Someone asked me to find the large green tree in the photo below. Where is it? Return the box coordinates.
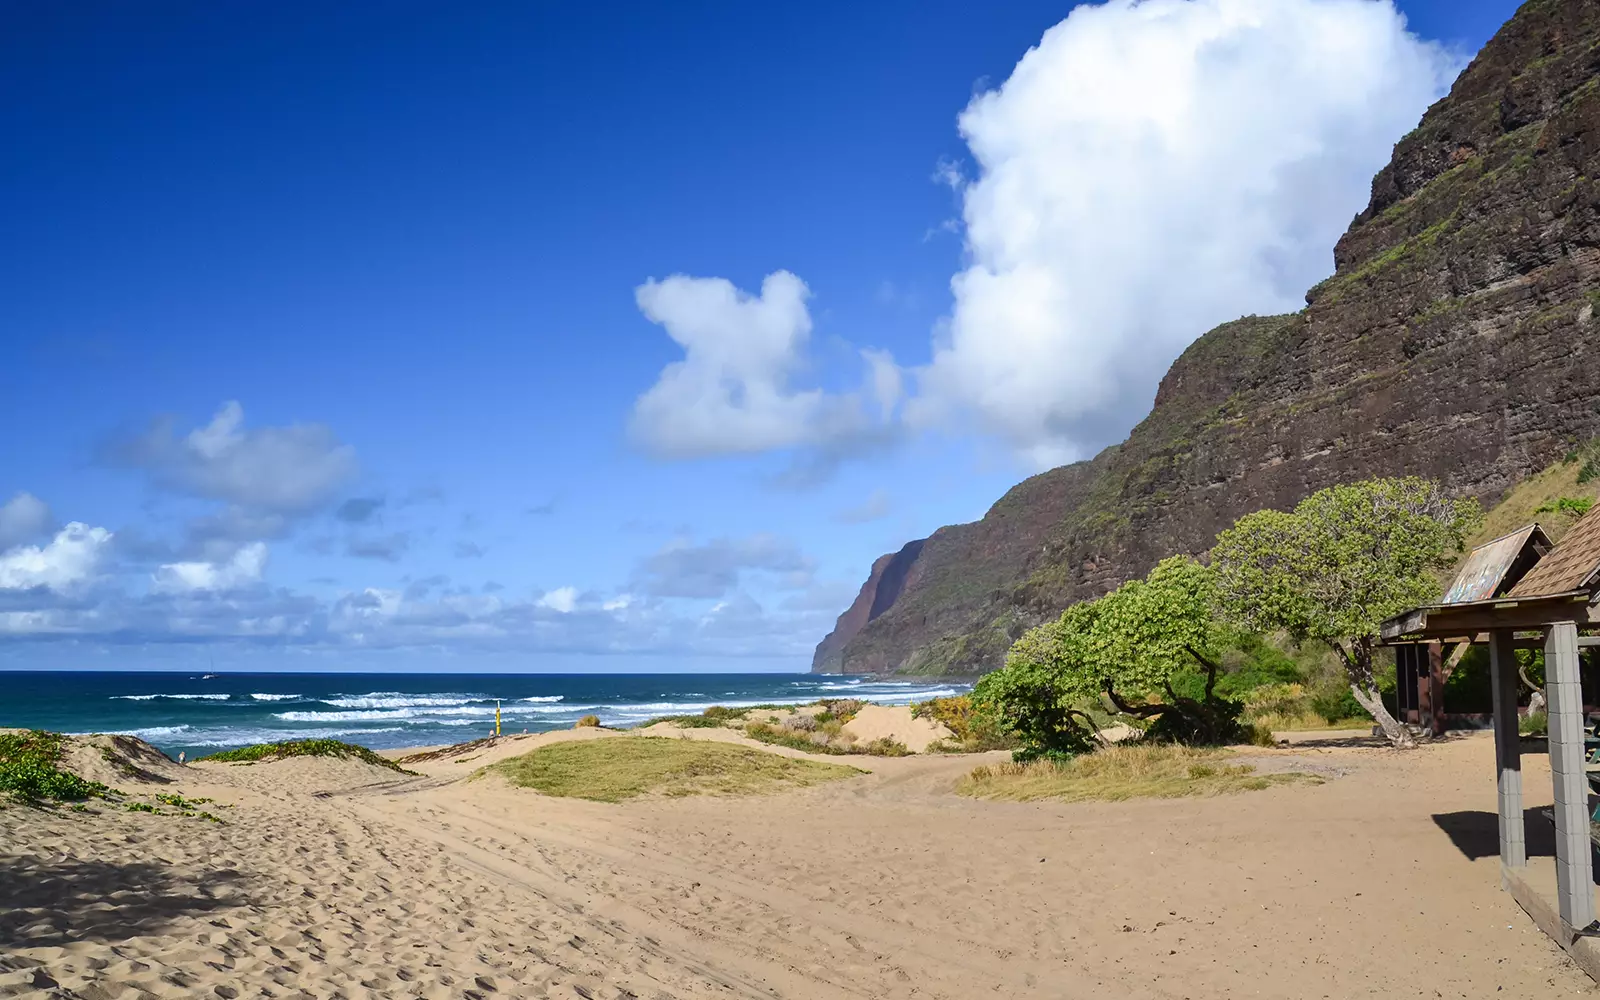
[976,556,1245,754]
[1210,477,1480,748]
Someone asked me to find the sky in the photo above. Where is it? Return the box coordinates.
[0,0,1524,672]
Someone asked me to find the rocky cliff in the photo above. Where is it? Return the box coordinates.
[816,0,1600,676]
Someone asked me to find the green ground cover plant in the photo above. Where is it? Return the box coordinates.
[0,730,116,804]
[485,737,862,802]
[198,739,417,774]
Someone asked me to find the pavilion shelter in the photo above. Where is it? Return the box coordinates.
[1381,513,1598,958]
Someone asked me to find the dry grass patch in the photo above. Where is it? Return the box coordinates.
[957,744,1321,803]
[485,736,864,803]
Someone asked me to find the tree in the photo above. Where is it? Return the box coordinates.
[973,602,1103,760]
[1210,477,1480,748]
[974,556,1249,755]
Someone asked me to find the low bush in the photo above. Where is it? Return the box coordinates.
[198,739,417,774]
[744,722,850,755]
[858,737,910,757]
[1520,710,1548,737]
[814,699,866,724]
[0,730,116,804]
[958,744,1320,802]
[575,714,602,728]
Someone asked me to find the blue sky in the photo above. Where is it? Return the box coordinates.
[0,0,1520,672]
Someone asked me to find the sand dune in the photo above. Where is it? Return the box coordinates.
[1,732,1592,998]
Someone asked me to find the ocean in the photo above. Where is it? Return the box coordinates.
[0,671,968,759]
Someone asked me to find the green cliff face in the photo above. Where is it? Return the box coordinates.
[817,0,1600,677]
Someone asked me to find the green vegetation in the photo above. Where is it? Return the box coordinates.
[957,745,1320,803]
[642,700,910,756]
[575,714,601,728]
[198,738,417,775]
[1520,710,1548,737]
[485,737,862,802]
[638,704,780,728]
[0,730,115,805]
[975,556,1259,759]
[1213,477,1480,747]
[914,695,1017,752]
[1534,496,1594,517]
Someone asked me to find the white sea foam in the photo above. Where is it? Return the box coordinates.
[518,696,563,703]
[323,693,481,709]
[96,725,192,739]
[249,693,301,701]
[111,693,231,701]
[275,702,589,723]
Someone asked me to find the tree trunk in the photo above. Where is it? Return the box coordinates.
[1330,637,1416,749]
[1348,682,1415,748]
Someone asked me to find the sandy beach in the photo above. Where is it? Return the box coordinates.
[2,728,1594,999]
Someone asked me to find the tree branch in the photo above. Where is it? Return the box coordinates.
[1103,680,1171,718]
[1186,644,1222,701]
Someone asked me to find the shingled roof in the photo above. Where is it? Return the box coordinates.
[1506,503,1600,598]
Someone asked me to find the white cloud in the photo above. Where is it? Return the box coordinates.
[118,401,357,512]
[908,0,1458,466]
[0,522,113,591]
[631,271,895,461]
[153,541,268,594]
[631,271,824,456]
[537,586,579,613]
[0,492,52,549]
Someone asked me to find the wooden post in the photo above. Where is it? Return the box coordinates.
[1428,640,1446,736]
[1545,621,1596,936]
[1489,629,1525,875]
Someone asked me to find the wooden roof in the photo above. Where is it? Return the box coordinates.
[1441,523,1552,604]
[1507,503,1600,597]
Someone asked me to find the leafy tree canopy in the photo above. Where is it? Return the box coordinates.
[1210,477,1480,745]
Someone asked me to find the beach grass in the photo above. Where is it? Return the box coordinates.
[198,738,417,775]
[485,736,863,803]
[957,744,1320,803]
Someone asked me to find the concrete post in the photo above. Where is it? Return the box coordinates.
[1489,629,1525,874]
[1544,621,1595,936]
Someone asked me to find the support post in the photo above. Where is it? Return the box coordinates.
[1428,641,1446,736]
[1489,629,1525,874]
[1545,621,1596,936]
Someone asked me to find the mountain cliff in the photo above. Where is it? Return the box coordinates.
[816,0,1600,676]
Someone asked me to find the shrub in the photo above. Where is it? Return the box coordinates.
[816,699,866,724]
[198,739,416,774]
[859,737,910,757]
[1310,685,1368,723]
[1535,496,1595,517]
[575,714,602,728]
[0,730,116,804]
[1520,710,1548,737]
[744,722,850,755]
[782,714,819,732]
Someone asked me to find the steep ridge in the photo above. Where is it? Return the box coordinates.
[817,0,1600,676]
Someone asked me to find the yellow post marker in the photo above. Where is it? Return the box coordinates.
[495,700,502,737]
